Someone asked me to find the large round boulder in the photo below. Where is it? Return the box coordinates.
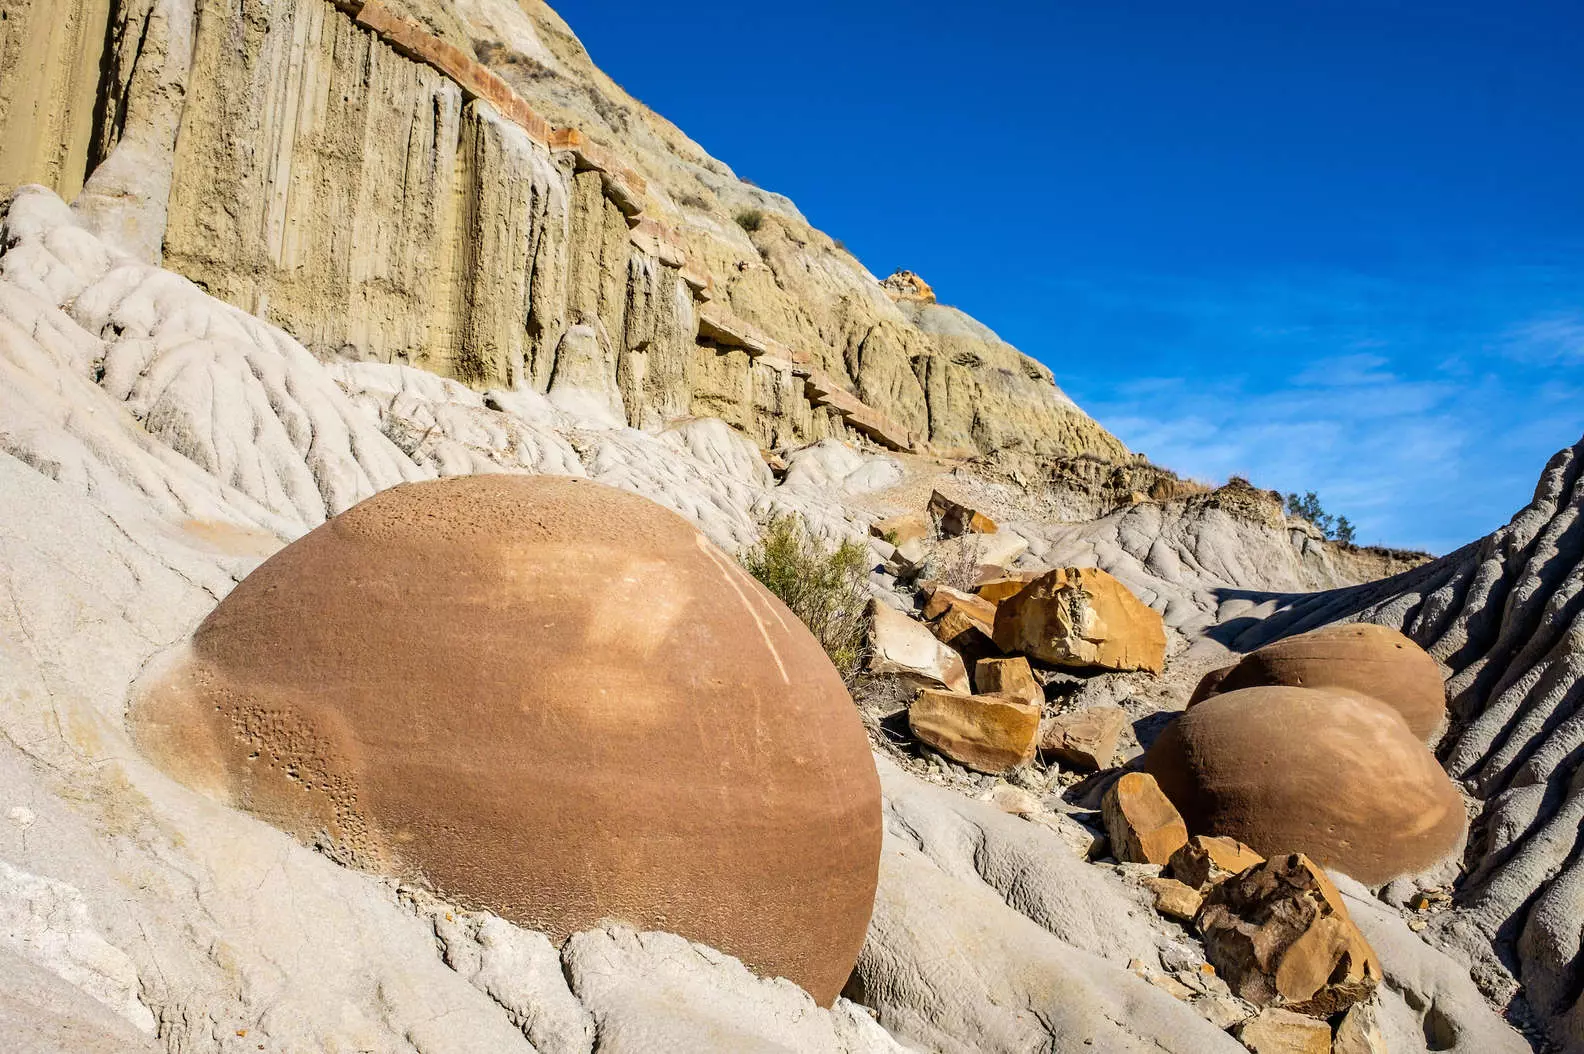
[1144,686,1465,884]
[1189,624,1446,741]
[130,475,882,1005]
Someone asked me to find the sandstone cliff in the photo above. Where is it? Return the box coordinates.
[0,0,1127,465]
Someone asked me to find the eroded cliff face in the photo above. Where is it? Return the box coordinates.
[0,0,1128,465]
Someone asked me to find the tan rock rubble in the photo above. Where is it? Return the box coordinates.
[1038,705,1129,770]
[1170,835,1265,890]
[972,656,1042,707]
[868,601,971,694]
[1102,773,1189,866]
[993,567,1167,674]
[927,490,998,537]
[907,691,1041,775]
[1235,1007,1333,1054]
[1197,853,1381,1018]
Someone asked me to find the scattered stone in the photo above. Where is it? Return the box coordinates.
[1039,705,1129,770]
[932,607,999,667]
[976,574,1040,605]
[921,582,999,625]
[871,511,932,548]
[1101,772,1189,866]
[868,601,970,694]
[973,656,1043,707]
[908,690,1040,775]
[1194,994,1255,1031]
[993,567,1167,674]
[880,269,936,304]
[1146,877,1204,922]
[1197,853,1381,1017]
[1234,1007,1332,1053]
[1170,835,1266,890]
[928,490,998,536]
[889,536,931,575]
[971,532,1032,581]
[1190,623,1447,743]
[1145,686,1467,884]
[1128,958,1196,1001]
[1332,1001,1387,1054]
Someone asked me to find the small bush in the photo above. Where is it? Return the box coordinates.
[740,516,871,685]
[734,208,764,233]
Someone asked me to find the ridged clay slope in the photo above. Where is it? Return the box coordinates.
[1214,433,1584,1051]
[0,0,1129,467]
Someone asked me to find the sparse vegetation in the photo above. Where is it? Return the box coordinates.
[1285,491,1357,545]
[734,208,764,233]
[740,515,871,685]
[677,190,712,210]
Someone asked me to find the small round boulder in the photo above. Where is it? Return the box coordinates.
[1190,624,1446,741]
[1144,686,1465,885]
[130,475,882,1005]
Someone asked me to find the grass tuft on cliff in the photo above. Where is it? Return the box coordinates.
[741,516,870,687]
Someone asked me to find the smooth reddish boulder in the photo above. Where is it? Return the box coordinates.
[130,475,881,1006]
[1145,686,1465,885]
[1190,623,1446,742]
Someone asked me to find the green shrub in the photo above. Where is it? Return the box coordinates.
[740,516,871,685]
[734,208,764,233]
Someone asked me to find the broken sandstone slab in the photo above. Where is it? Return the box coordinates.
[1197,853,1381,1018]
[1038,705,1129,771]
[867,602,970,695]
[908,690,1040,775]
[1235,1007,1333,1054]
[921,582,998,625]
[1170,835,1265,890]
[976,573,1042,605]
[932,606,999,668]
[1145,877,1204,922]
[993,567,1167,674]
[1101,772,1189,866]
[927,490,998,537]
[973,656,1042,707]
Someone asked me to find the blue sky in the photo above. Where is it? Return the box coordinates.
[553,1,1583,553]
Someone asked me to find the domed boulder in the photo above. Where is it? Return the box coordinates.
[129,475,882,1006]
[1189,624,1446,741]
[1144,687,1465,885]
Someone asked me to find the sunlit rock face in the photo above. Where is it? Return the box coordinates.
[130,473,882,1006]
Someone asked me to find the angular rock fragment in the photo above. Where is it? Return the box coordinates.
[993,567,1167,674]
[1332,1001,1386,1054]
[868,602,970,694]
[976,573,1041,604]
[1170,835,1265,890]
[973,656,1043,707]
[1197,853,1381,1017]
[908,690,1040,775]
[1039,705,1129,770]
[1146,877,1204,922]
[1234,1007,1332,1053]
[928,490,998,536]
[1102,773,1189,865]
[921,582,998,625]
[932,606,999,667]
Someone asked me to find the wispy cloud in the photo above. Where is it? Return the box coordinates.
[1041,265,1584,554]
[1501,313,1584,364]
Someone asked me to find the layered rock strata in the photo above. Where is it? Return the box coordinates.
[0,0,1128,465]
